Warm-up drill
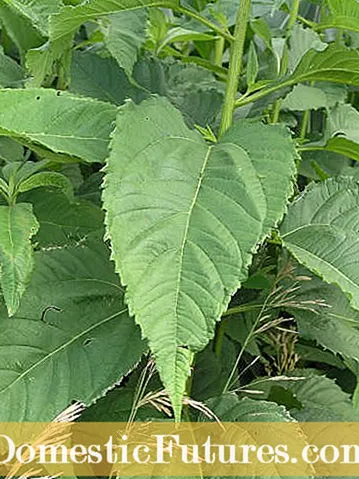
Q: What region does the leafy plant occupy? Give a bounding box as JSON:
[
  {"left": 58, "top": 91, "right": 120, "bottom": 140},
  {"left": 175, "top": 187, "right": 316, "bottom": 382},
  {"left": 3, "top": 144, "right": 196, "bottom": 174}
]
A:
[{"left": 1, "top": 0, "right": 359, "bottom": 451}]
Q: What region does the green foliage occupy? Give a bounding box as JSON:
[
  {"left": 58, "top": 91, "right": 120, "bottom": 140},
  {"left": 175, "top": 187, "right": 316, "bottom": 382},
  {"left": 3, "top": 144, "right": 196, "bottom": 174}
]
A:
[
  {"left": 0, "top": 203, "right": 38, "bottom": 316},
  {"left": 50, "top": 0, "right": 179, "bottom": 42},
  {"left": 281, "top": 178, "right": 359, "bottom": 311},
  {"left": 0, "top": 89, "right": 117, "bottom": 163},
  {"left": 103, "top": 96, "right": 296, "bottom": 419},
  {"left": 0, "top": 238, "right": 145, "bottom": 420},
  {"left": 1, "top": 0, "right": 359, "bottom": 444}
]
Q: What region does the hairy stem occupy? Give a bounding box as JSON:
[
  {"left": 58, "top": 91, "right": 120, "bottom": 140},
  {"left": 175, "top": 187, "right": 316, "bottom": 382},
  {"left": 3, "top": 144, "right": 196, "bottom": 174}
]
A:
[{"left": 219, "top": 0, "right": 252, "bottom": 136}]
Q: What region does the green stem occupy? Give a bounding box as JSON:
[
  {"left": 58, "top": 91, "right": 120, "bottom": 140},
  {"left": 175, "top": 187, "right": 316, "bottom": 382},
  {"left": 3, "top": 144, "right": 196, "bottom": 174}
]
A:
[
  {"left": 219, "top": 0, "right": 252, "bottom": 136},
  {"left": 299, "top": 109, "right": 310, "bottom": 140},
  {"left": 235, "top": 78, "right": 293, "bottom": 108},
  {"left": 176, "top": 5, "right": 233, "bottom": 43},
  {"left": 222, "top": 303, "right": 263, "bottom": 317},
  {"left": 165, "top": 46, "right": 228, "bottom": 79},
  {"left": 213, "top": 36, "right": 225, "bottom": 66},
  {"left": 214, "top": 319, "right": 227, "bottom": 356},
  {"left": 270, "top": 0, "right": 300, "bottom": 123},
  {"left": 271, "top": 100, "right": 281, "bottom": 124},
  {"left": 287, "top": 0, "right": 301, "bottom": 35}
]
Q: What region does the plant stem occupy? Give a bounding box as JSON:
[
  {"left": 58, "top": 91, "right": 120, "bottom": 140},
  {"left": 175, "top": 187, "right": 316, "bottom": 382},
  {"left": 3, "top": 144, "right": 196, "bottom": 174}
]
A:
[
  {"left": 299, "top": 109, "right": 310, "bottom": 140},
  {"left": 270, "top": 0, "right": 301, "bottom": 123},
  {"left": 271, "top": 100, "right": 281, "bottom": 124},
  {"left": 176, "top": 5, "right": 233, "bottom": 43},
  {"left": 214, "top": 319, "right": 227, "bottom": 356},
  {"left": 219, "top": 0, "right": 252, "bottom": 136},
  {"left": 213, "top": 36, "right": 225, "bottom": 66},
  {"left": 222, "top": 303, "right": 263, "bottom": 318},
  {"left": 287, "top": 0, "right": 301, "bottom": 35}
]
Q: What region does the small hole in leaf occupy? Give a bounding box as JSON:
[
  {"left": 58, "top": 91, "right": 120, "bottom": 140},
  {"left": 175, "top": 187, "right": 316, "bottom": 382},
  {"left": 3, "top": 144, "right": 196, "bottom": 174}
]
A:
[
  {"left": 83, "top": 338, "right": 93, "bottom": 346},
  {"left": 177, "top": 344, "right": 189, "bottom": 351},
  {"left": 36, "top": 96, "right": 41, "bottom": 100},
  {"left": 56, "top": 91, "right": 62, "bottom": 96}
]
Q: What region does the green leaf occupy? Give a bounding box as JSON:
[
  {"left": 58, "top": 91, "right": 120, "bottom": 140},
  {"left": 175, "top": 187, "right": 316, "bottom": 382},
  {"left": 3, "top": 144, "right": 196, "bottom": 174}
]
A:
[
  {"left": 102, "top": 9, "right": 148, "bottom": 78},
  {"left": 166, "top": 63, "right": 224, "bottom": 128},
  {"left": 69, "top": 51, "right": 138, "bottom": 105},
  {"left": 0, "top": 238, "right": 145, "bottom": 420},
  {"left": 0, "top": 88, "right": 117, "bottom": 163},
  {"left": 21, "top": 189, "right": 104, "bottom": 247},
  {"left": 0, "top": 137, "right": 23, "bottom": 162},
  {"left": 207, "top": 394, "right": 293, "bottom": 422},
  {"left": 282, "top": 83, "right": 347, "bottom": 111},
  {"left": 0, "top": 48, "right": 25, "bottom": 88},
  {"left": 298, "top": 150, "right": 354, "bottom": 180},
  {"left": 327, "top": 102, "right": 359, "bottom": 144},
  {"left": 0, "top": 1, "right": 44, "bottom": 55},
  {"left": 26, "top": 36, "right": 73, "bottom": 88},
  {"left": 289, "top": 45, "right": 359, "bottom": 87},
  {"left": 281, "top": 177, "right": 359, "bottom": 312},
  {"left": 286, "top": 373, "right": 359, "bottom": 422},
  {"left": 159, "top": 27, "right": 214, "bottom": 52},
  {"left": 246, "top": 370, "right": 359, "bottom": 421},
  {"left": 0, "top": 0, "right": 61, "bottom": 36},
  {"left": 287, "top": 24, "right": 327, "bottom": 73},
  {"left": 0, "top": 203, "right": 39, "bottom": 317},
  {"left": 18, "top": 171, "right": 74, "bottom": 199},
  {"left": 191, "top": 337, "right": 237, "bottom": 401},
  {"left": 221, "top": 119, "right": 297, "bottom": 236},
  {"left": 320, "top": 138, "right": 359, "bottom": 162},
  {"left": 103, "top": 96, "right": 296, "bottom": 420},
  {"left": 283, "top": 264, "right": 359, "bottom": 361},
  {"left": 320, "top": 0, "right": 359, "bottom": 34},
  {"left": 50, "top": 0, "right": 179, "bottom": 42},
  {"left": 237, "top": 46, "right": 359, "bottom": 108}
]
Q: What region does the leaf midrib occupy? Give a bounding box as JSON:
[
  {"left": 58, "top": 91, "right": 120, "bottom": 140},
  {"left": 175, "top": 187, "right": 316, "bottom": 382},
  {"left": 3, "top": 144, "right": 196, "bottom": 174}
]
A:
[{"left": 0, "top": 308, "right": 127, "bottom": 395}]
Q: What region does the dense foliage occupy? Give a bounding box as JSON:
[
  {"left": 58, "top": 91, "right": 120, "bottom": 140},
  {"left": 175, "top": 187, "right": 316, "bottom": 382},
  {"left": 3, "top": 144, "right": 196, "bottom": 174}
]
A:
[{"left": 1, "top": 0, "right": 359, "bottom": 437}]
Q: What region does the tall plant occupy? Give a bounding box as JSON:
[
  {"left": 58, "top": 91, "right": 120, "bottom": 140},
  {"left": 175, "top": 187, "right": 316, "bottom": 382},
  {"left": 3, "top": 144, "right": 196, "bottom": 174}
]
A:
[{"left": 0, "top": 0, "right": 358, "bottom": 433}]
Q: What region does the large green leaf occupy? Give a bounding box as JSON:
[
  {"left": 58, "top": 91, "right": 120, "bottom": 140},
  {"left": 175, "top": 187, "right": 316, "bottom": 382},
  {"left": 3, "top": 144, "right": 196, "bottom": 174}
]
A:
[
  {"left": 103, "top": 96, "right": 296, "bottom": 419},
  {"left": 50, "top": 0, "right": 179, "bottom": 42},
  {"left": 281, "top": 177, "right": 359, "bottom": 312},
  {"left": 0, "top": 88, "right": 117, "bottom": 163},
  {"left": 0, "top": 0, "right": 60, "bottom": 36},
  {"left": 320, "top": 0, "right": 359, "bottom": 34},
  {"left": 246, "top": 370, "right": 359, "bottom": 421},
  {"left": 236, "top": 46, "right": 359, "bottom": 108},
  {"left": 0, "top": 203, "right": 39, "bottom": 317},
  {"left": 102, "top": 9, "right": 147, "bottom": 78},
  {"left": 283, "top": 264, "right": 359, "bottom": 361},
  {"left": 287, "top": 45, "right": 359, "bottom": 86},
  {"left": 0, "top": 238, "right": 145, "bottom": 421}
]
